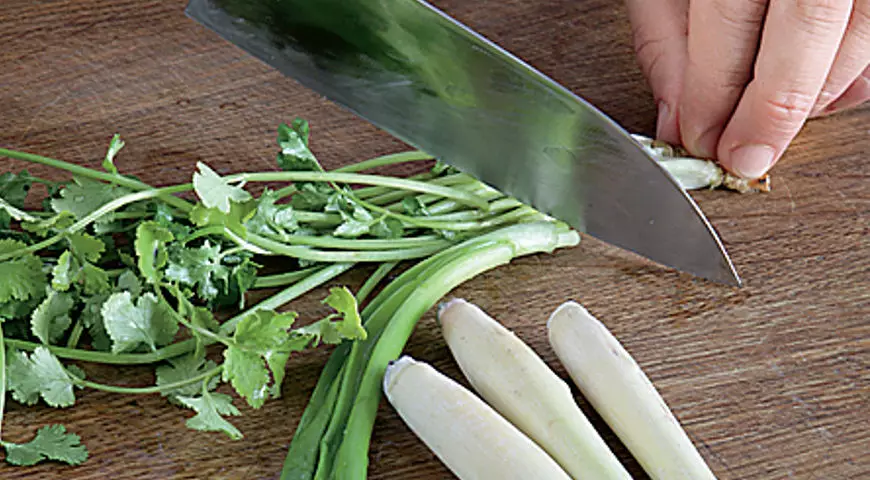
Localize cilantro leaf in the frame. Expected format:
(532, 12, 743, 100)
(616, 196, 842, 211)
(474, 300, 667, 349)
(164, 241, 230, 301)
(188, 202, 253, 238)
(289, 182, 334, 211)
(79, 293, 112, 351)
(102, 134, 124, 175)
(370, 217, 404, 239)
(293, 287, 367, 345)
(0, 170, 33, 208)
(227, 256, 258, 309)
(6, 347, 79, 408)
(176, 392, 243, 440)
(222, 347, 271, 409)
(31, 289, 75, 345)
(51, 251, 110, 295)
(0, 295, 44, 322)
(79, 262, 111, 295)
(155, 353, 219, 401)
(134, 221, 174, 284)
(51, 251, 76, 292)
(153, 203, 193, 241)
(20, 211, 76, 237)
(101, 292, 178, 353)
(50, 176, 129, 221)
(68, 233, 105, 263)
(326, 193, 378, 238)
(245, 189, 299, 237)
(193, 163, 252, 214)
(223, 309, 297, 408)
(276, 118, 320, 172)
(402, 196, 430, 216)
(0, 170, 33, 230)
(2, 424, 89, 466)
(0, 240, 48, 304)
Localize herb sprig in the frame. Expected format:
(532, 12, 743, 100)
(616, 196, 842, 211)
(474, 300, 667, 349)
(0, 117, 556, 467)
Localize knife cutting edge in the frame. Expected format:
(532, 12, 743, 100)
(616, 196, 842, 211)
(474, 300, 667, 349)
(184, 0, 741, 286)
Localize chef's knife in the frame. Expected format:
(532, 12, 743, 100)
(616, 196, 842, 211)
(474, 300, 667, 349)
(185, 0, 741, 286)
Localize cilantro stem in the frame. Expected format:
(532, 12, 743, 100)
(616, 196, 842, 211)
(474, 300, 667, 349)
(333, 151, 434, 173)
(2, 338, 197, 365)
(363, 173, 476, 206)
(257, 232, 452, 251)
(66, 319, 85, 349)
(351, 172, 434, 200)
(223, 172, 489, 211)
(219, 263, 354, 335)
(71, 365, 223, 395)
(0, 147, 194, 212)
(0, 185, 192, 261)
(253, 267, 323, 289)
(294, 211, 342, 226)
(240, 232, 448, 263)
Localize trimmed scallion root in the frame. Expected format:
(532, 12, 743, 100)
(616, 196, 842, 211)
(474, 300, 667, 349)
(383, 356, 573, 480)
(632, 134, 771, 193)
(547, 301, 717, 480)
(438, 298, 631, 479)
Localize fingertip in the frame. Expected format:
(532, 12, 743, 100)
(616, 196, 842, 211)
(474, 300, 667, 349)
(720, 143, 778, 179)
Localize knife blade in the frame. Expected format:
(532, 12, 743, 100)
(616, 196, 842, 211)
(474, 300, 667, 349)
(185, 0, 741, 286)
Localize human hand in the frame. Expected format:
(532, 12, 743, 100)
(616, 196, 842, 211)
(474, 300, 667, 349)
(624, 0, 869, 179)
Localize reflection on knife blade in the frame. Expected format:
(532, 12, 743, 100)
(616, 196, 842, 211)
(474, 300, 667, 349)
(185, 0, 742, 286)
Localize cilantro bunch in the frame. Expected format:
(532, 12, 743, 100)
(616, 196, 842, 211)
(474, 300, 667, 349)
(0, 118, 564, 469)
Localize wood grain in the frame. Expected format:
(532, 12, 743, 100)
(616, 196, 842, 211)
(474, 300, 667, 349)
(1, 0, 868, 479)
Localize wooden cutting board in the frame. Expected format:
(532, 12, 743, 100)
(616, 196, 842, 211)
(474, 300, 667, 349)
(0, 0, 867, 478)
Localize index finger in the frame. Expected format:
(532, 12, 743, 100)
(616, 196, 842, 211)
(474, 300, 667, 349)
(716, 0, 853, 178)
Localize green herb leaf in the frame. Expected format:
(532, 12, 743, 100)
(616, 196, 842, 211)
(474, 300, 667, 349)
(0, 240, 48, 304)
(402, 196, 430, 216)
(164, 241, 230, 301)
(326, 193, 377, 238)
(193, 163, 252, 214)
(2, 424, 89, 466)
(6, 347, 79, 408)
(370, 217, 404, 239)
(276, 118, 320, 172)
(102, 134, 124, 175)
(134, 221, 174, 284)
(153, 203, 192, 241)
(68, 233, 105, 263)
(289, 182, 333, 211)
(79, 293, 112, 351)
(51, 252, 76, 292)
(50, 177, 129, 221)
(155, 353, 219, 401)
(222, 347, 271, 409)
(20, 211, 76, 239)
(245, 189, 299, 237)
(0, 170, 33, 230)
(79, 262, 111, 295)
(51, 251, 110, 295)
(176, 392, 243, 440)
(101, 292, 178, 353)
(188, 201, 253, 238)
(31, 289, 75, 345)
(293, 287, 367, 345)
(223, 309, 297, 408)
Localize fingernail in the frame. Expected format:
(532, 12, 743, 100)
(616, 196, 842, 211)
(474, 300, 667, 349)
(655, 101, 671, 140)
(729, 144, 776, 179)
